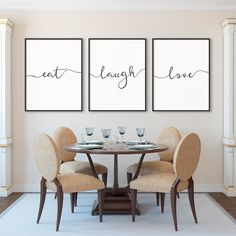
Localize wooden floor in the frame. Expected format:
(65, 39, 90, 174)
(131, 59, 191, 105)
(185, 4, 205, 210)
(0, 192, 235, 220)
(208, 192, 236, 219)
(0, 193, 23, 214)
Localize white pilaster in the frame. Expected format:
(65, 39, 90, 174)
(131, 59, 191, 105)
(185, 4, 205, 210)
(0, 19, 13, 197)
(223, 19, 236, 196)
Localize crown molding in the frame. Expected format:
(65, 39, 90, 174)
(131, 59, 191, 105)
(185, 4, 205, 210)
(222, 18, 236, 27)
(0, 18, 14, 27)
(1, 0, 236, 11)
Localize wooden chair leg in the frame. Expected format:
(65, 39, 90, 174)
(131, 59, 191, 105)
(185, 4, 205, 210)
(130, 189, 137, 222)
(127, 172, 133, 184)
(74, 192, 78, 207)
(156, 192, 159, 206)
(188, 178, 198, 223)
(170, 183, 178, 231)
(70, 193, 75, 213)
(160, 193, 165, 213)
(102, 173, 108, 187)
(36, 177, 47, 224)
(55, 180, 64, 232)
(97, 189, 105, 222)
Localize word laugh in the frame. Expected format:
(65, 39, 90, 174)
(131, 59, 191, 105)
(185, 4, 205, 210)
(91, 65, 145, 89)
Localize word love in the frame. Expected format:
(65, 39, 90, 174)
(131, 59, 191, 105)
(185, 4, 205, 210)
(155, 66, 209, 80)
(27, 66, 81, 79)
(93, 65, 145, 89)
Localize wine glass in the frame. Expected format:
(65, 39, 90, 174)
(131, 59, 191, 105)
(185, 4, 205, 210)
(101, 129, 111, 143)
(80, 132, 87, 144)
(85, 127, 94, 142)
(144, 132, 149, 145)
(118, 126, 126, 143)
(108, 135, 116, 149)
(115, 131, 120, 143)
(136, 128, 145, 144)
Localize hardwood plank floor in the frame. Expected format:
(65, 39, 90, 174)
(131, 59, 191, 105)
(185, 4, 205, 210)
(0, 192, 235, 220)
(208, 192, 236, 219)
(0, 193, 23, 214)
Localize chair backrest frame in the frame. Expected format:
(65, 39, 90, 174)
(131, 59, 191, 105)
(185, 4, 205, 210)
(158, 127, 181, 162)
(173, 133, 201, 181)
(53, 127, 77, 162)
(34, 133, 60, 182)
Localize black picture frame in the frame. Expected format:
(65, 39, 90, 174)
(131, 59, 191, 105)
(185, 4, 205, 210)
(152, 38, 210, 112)
(88, 38, 147, 112)
(25, 38, 83, 112)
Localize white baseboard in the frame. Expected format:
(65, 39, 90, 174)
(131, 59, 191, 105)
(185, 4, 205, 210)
(194, 184, 224, 192)
(13, 185, 40, 193)
(223, 186, 236, 197)
(0, 186, 13, 197)
(12, 184, 224, 193)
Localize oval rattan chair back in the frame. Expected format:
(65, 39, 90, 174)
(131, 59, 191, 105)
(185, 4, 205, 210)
(34, 133, 59, 181)
(158, 127, 181, 162)
(173, 133, 201, 181)
(53, 127, 77, 162)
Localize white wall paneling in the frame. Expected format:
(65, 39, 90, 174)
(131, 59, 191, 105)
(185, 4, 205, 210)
(0, 19, 13, 197)
(223, 18, 236, 196)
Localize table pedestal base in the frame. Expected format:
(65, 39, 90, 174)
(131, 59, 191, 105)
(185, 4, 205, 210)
(91, 188, 140, 215)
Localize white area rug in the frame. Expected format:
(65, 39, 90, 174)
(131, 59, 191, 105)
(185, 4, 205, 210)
(0, 193, 235, 236)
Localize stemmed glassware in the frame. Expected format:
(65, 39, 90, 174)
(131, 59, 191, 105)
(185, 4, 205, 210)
(101, 129, 111, 143)
(118, 126, 126, 143)
(136, 128, 145, 144)
(80, 132, 87, 145)
(144, 132, 149, 145)
(85, 127, 94, 142)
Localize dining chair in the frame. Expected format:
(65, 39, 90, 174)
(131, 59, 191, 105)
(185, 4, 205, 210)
(130, 133, 201, 231)
(34, 133, 105, 231)
(126, 127, 181, 210)
(53, 127, 108, 205)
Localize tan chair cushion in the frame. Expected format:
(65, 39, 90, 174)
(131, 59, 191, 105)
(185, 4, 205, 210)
(53, 127, 77, 162)
(60, 161, 108, 175)
(158, 127, 181, 162)
(173, 133, 201, 181)
(130, 172, 189, 193)
(34, 133, 60, 182)
(46, 173, 105, 193)
(127, 160, 174, 176)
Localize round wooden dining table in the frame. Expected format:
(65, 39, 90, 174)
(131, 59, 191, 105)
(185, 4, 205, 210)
(64, 142, 168, 215)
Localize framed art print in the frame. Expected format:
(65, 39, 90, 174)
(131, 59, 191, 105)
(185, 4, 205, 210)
(89, 38, 146, 111)
(25, 38, 83, 111)
(152, 38, 210, 111)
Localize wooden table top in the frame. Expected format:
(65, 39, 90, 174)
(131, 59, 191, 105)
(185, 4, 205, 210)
(64, 142, 168, 155)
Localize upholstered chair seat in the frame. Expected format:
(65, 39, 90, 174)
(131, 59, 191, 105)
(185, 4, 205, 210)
(60, 161, 107, 176)
(34, 133, 105, 231)
(46, 173, 105, 193)
(130, 172, 188, 193)
(127, 160, 174, 176)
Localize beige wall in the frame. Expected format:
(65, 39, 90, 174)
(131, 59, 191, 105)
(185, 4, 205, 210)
(0, 10, 234, 191)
